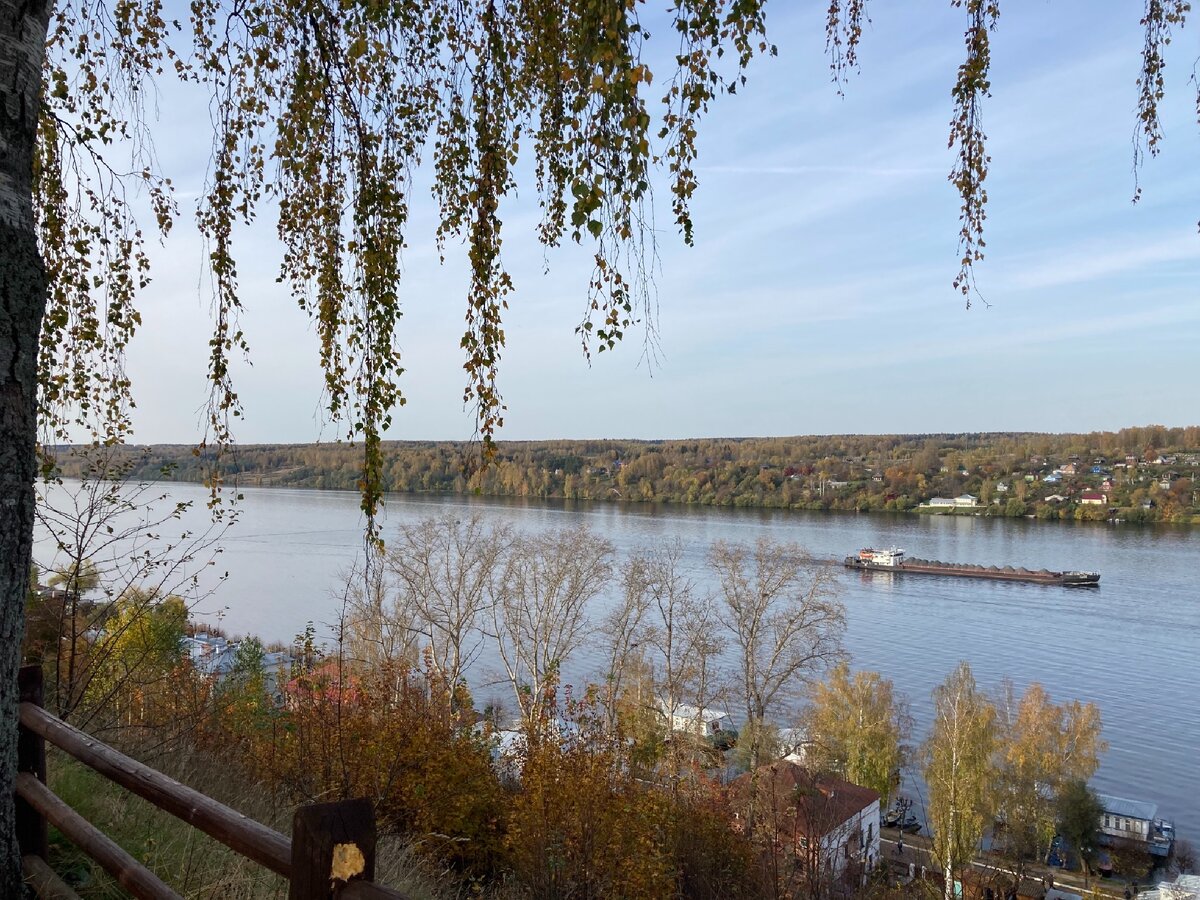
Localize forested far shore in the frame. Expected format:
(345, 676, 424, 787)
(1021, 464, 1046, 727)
(48, 426, 1200, 524)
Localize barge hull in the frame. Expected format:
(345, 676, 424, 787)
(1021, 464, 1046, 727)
(843, 558, 1099, 586)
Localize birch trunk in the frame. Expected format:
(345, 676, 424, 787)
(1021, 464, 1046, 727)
(0, 0, 52, 891)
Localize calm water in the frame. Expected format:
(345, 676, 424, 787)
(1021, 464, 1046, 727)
(35, 483, 1200, 837)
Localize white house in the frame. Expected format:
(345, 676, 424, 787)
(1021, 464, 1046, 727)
(953, 494, 979, 507)
(731, 760, 882, 882)
(1137, 873, 1200, 900)
(657, 699, 731, 736)
(1098, 794, 1155, 841)
(926, 497, 956, 508)
(777, 727, 815, 763)
(1096, 793, 1173, 858)
(182, 633, 238, 678)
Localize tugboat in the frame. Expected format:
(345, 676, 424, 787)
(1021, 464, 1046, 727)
(844, 548, 1099, 587)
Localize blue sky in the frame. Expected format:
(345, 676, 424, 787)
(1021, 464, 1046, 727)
(122, 2, 1200, 443)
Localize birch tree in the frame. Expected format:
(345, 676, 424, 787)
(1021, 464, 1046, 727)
(711, 537, 844, 771)
(993, 681, 1105, 879)
(492, 525, 613, 724)
(0, 2, 777, 885)
(802, 661, 911, 806)
(387, 514, 513, 693)
(31, 448, 231, 724)
(924, 661, 997, 900)
(598, 550, 655, 735)
(0, 0, 1190, 886)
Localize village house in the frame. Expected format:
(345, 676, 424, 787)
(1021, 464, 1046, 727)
(730, 759, 881, 885)
(776, 727, 815, 763)
(1079, 492, 1107, 506)
(1097, 793, 1174, 860)
(925, 494, 978, 509)
(657, 699, 731, 737)
(1137, 873, 1200, 900)
(184, 632, 295, 701)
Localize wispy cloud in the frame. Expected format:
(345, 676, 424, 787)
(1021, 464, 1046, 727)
(1006, 234, 1199, 290)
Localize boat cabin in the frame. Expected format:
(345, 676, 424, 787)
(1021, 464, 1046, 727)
(858, 548, 905, 567)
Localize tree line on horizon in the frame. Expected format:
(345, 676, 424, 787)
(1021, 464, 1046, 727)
(48, 425, 1200, 524)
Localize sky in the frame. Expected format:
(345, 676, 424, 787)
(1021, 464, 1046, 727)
(118, 2, 1200, 444)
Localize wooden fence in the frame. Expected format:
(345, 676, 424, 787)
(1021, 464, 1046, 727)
(15, 665, 408, 899)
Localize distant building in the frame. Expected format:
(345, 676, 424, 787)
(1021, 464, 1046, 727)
(182, 632, 294, 700)
(1137, 873, 1200, 900)
(1079, 492, 1107, 506)
(953, 494, 979, 508)
(657, 699, 731, 737)
(730, 760, 881, 883)
(1097, 793, 1174, 859)
(777, 727, 815, 763)
(182, 633, 238, 679)
(996, 482, 1010, 493)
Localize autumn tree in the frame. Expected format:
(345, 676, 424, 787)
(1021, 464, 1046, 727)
(924, 662, 997, 900)
(597, 549, 656, 735)
(0, 0, 781, 885)
(992, 681, 1106, 881)
(636, 539, 727, 773)
(711, 537, 845, 771)
(802, 662, 911, 807)
(386, 514, 513, 694)
(29, 448, 230, 723)
(1, 0, 1193, 890)
(86, 591, 189, 732)
(340, 560, 421, 677)
(492, 524, 613, 724)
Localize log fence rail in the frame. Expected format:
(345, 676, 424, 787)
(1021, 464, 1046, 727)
(15, 665, 407, 899)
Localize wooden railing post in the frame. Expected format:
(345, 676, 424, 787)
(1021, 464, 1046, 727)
(17, 664, 48, 860)
(289, 798, 376, 899)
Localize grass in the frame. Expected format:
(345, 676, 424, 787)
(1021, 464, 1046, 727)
(42, 746, 462, 899)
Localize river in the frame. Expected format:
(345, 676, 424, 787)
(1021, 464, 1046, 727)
(34, 481, 1200, 840)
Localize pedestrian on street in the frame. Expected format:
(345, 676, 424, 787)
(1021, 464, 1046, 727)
(897, 838, 904, 856)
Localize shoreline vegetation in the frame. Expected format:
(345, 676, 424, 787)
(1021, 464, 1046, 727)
(25, 514, 1129, 899)
(50, 426, 1200, 525)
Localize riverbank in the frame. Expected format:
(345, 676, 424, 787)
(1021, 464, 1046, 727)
(46, 428, 1200, 525)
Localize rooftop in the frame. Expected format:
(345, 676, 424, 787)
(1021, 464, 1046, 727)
(1098, 793, 1158, 822)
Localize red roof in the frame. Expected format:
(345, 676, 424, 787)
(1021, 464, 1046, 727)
(730, 760, 879, 838)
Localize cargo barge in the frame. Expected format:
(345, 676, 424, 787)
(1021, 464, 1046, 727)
(844, 548, 1100, 586)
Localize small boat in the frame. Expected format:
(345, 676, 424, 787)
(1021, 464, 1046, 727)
(883, 800, 922, 834)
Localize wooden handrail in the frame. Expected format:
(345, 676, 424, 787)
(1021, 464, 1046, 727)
(21, 854, 82, 900)
(17, 773, 182, 900)
(16, 664, 406, 900)
(341, 880, 411, 900)
(19, 700, 293, 878)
